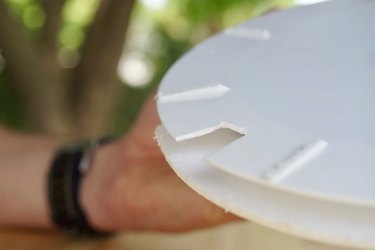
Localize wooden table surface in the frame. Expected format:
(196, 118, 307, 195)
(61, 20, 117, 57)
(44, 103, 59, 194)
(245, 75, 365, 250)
(0, 222, 359, 250)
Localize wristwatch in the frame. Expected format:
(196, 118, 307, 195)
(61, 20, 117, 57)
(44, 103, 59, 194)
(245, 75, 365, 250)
(48, 137, 113, 236)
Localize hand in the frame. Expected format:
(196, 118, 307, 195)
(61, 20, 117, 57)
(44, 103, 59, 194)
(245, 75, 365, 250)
(81, 95, 240, 232)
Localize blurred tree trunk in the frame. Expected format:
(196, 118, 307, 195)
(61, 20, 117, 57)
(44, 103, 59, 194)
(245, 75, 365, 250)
(0, 0, 136, 139)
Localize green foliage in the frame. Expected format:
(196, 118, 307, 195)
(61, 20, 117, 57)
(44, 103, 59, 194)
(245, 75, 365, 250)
(170, 0, 272, 25)
(62, 0, 98, 26)
(59, 23, 85, 49)
(60, 0, 99, 50)
(6, 0, 44, 31)
(6, 0, 99, 51)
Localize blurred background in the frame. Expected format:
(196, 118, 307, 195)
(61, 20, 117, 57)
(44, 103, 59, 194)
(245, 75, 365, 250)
(0, 0, 320, 139)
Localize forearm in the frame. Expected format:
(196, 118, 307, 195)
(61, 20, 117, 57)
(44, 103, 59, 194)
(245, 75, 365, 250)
(0, 95, 240, 232)
(0, 127, 61, 228)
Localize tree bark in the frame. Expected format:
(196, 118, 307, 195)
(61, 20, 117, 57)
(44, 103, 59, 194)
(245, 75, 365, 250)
(0, 1, 72, 136)
(71, 0, 136, 138)
(0, 0, 136, 138)
(41, 0, 65, 58)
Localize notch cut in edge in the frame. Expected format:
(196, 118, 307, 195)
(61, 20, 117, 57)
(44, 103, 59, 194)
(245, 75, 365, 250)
(173, 121, 247, 142)
(224, 27, 272, 40)
(157, 84, 230, 104)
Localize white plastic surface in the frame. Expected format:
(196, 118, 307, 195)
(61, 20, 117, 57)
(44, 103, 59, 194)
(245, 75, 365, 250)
(157, 0, 375, 204)
(155, 126, 375, 248)
(156, 0, 375, 248)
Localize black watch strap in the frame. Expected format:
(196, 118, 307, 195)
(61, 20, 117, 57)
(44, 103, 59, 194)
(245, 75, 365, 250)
(48, 137, 113, 236)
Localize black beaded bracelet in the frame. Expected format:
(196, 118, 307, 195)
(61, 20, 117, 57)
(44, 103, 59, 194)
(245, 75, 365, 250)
(48, 137, 113, 236)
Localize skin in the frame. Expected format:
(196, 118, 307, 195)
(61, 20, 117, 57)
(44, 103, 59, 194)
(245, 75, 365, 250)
(0, 96, 240, 232)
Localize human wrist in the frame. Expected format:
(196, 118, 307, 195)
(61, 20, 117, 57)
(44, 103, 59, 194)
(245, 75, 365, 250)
(80, 140, 120, 232)
(79, 135, 150, 232)
(47, 139, 111, 234)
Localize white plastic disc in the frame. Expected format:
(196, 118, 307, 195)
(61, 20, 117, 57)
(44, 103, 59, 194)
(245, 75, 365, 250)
(156, 0, 375, 248)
